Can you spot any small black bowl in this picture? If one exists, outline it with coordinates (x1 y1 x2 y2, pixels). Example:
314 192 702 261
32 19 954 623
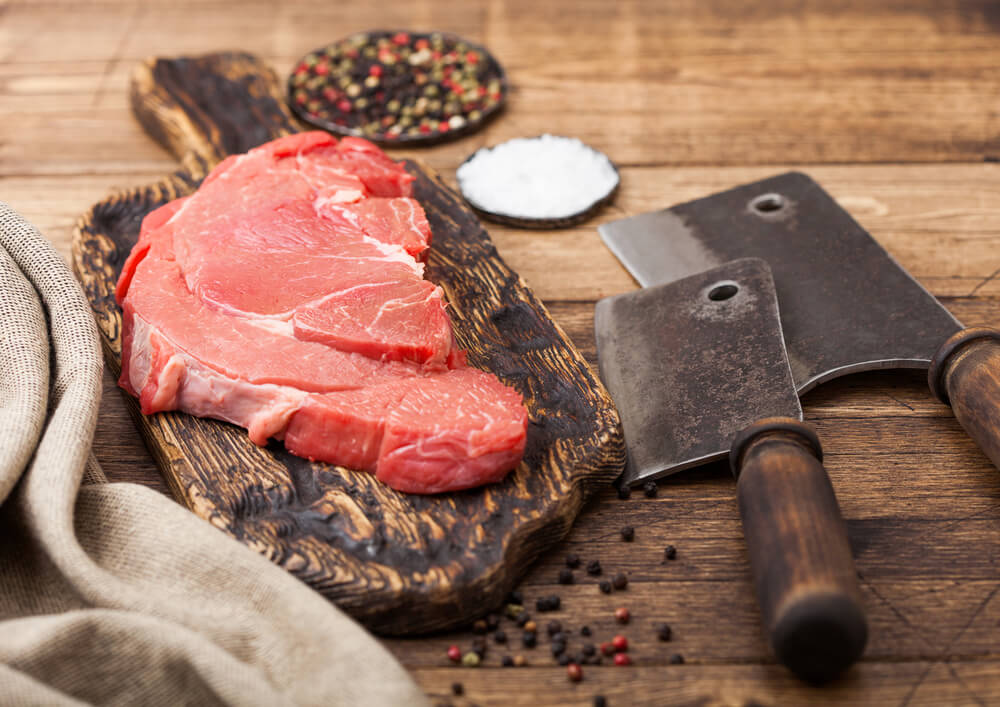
288 30 508 147
457 136 620 229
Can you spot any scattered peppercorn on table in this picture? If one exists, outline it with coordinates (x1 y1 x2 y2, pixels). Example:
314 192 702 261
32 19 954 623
7 1 1000 704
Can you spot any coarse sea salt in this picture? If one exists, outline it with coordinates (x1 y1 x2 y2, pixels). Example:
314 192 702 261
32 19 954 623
456 134 618 220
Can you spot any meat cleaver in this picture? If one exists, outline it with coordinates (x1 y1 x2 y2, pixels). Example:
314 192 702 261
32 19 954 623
594 257 867 683
600 172 1000 474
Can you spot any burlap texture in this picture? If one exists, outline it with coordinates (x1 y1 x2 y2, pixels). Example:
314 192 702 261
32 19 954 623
0 202 428 706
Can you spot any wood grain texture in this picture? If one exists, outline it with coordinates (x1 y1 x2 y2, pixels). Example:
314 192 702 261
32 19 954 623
11 0 1000 703
932 329 1000 472
733 419 867 683
71 52 624 634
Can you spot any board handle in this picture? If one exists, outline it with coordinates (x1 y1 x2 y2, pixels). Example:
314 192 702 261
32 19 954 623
730 417 867 683
130 52 298 173
929 327 1000 467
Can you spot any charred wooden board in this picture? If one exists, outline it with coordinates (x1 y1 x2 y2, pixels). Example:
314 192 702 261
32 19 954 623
71 52 624 635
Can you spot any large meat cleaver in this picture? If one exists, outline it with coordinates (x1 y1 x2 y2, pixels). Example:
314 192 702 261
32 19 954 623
595 257 866 683
600 172 1000 474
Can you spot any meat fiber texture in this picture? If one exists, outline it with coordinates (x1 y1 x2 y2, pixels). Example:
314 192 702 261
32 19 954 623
116 132 528 494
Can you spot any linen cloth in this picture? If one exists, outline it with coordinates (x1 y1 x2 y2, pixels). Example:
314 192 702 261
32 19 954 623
0 202 427 706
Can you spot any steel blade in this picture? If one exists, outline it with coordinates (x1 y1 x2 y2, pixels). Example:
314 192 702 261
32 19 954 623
599 172 962 394
595 258 801 486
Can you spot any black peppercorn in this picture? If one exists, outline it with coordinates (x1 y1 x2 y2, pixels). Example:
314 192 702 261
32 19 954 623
546 620 563 637
586 560 602 576
594 696 608 707
558 653 571 666
486 613 500 631
643 481 658 498
566 553 581 568
657 623 672 641
507 590 524 605
669 653 684 664
494 629 508 644
599 580 612 594
502 655 514 667
664 545 677 561
612 572 628 590
536 595 561 612
522 631 537 648
516 612 531 627
551 641 566 657
616 484 631 500
582 643 596 657
452 682 464 696
580 625 592 637
471 636 487 657
558 568 574 585
620 526 635 542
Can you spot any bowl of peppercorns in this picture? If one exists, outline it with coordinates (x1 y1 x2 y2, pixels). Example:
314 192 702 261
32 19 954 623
288 30 507 146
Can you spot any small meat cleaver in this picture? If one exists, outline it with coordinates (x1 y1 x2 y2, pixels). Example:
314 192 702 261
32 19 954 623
599 172 1000 473
594 257 867 683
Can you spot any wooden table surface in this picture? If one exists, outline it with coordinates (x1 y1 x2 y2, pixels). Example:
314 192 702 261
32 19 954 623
6 1 1000 704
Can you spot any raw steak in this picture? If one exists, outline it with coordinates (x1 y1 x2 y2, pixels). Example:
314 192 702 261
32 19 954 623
116 131 527 493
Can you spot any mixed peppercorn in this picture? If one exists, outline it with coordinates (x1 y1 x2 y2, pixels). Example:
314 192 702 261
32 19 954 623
288 31 506 144
440 489 684 703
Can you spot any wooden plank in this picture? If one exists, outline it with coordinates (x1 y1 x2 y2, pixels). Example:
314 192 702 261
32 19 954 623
5 2 1000 171
403 662 962 706
7 163 1000 303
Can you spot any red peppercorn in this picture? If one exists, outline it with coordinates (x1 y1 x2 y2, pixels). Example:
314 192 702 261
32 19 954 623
447 645 461 662
612 635 628 652
613 653 631 666
600 642 615 656
369 64 383 77
345 48 359 59
419 124 432 134
336 99 352 113
295 63 309 75
615 607 630 624
392 32 410 45
438 123 450 133
567 663 583 682
415 38 430 50
314 63 329 76
323 87 338 101
477 85 487 97
466 51 480 64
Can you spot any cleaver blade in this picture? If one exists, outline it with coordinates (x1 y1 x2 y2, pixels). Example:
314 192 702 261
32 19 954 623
594 257 799 485
594 258 867 683
600 172 1000 472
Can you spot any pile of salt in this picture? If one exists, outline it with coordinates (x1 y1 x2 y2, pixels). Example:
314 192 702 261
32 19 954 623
456 135 618 221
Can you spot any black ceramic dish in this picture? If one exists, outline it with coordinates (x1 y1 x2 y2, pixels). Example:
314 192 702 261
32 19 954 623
288 30 507 147
457 136 621 229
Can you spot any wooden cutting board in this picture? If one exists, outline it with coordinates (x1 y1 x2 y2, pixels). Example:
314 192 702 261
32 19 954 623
71 52 624 635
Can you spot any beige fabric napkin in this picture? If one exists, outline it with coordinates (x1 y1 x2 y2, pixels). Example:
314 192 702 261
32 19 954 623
0 202 428 706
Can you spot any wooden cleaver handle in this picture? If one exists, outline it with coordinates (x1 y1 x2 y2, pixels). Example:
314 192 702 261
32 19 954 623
929 327 1000 468
730 417 868 684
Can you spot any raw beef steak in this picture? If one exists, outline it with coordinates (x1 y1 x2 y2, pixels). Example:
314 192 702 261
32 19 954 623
116 131 527 493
